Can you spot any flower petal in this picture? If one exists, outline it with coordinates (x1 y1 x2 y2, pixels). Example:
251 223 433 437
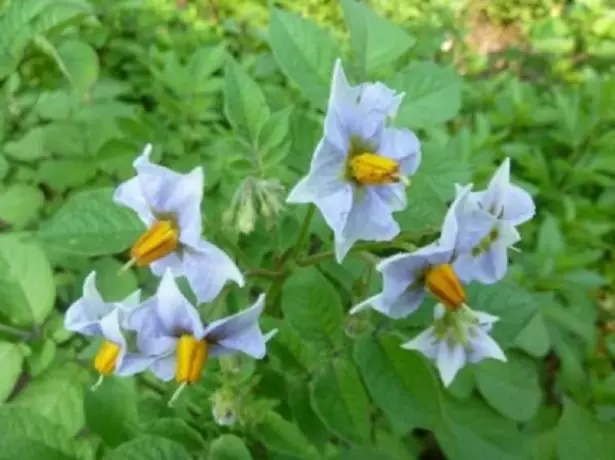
480 157 510 215
338 188 400 261
435 340 466 387
467 328 507 364
287 139 353 236
503 184 535 226
150 354 177 382
183 240 244 304
401 326 439 360
325 59 359 151
115 354 156 377
113 176 155 226
64 272 112 336
149 252 184 277
372 184 407 213
378 127 421 176
375 288 425 319
155 270 206 338
204 294 268 358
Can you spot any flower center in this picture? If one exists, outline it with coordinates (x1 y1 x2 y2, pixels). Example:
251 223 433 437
130 219 179 267
349 152 404 186
175 334 209 384
471 226 500 257
94 340 121 376
425 264 466 311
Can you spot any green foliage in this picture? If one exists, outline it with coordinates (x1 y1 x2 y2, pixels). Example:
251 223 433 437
0 0 612 459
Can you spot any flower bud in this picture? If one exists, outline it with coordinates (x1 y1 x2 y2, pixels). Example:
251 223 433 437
211 388 239 427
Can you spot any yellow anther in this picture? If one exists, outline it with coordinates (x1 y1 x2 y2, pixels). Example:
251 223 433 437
129 220 179 268
175 335 209 384
94 340 121 376
349 153 404 186
425 264 466 312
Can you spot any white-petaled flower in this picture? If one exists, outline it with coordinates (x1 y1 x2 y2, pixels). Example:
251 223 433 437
124 270 276 404
401 304 506 386
287 59 421 262
453 158 535 284
114 144 244 303
350 185 491 319
64 272 154 384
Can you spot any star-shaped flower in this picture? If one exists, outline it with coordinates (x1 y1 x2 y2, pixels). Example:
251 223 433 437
64 272 153 383
350 185 491 319
125 270 276 396
114 144 244 303
402 304 506 386
453 158 535 284
287 59 421 262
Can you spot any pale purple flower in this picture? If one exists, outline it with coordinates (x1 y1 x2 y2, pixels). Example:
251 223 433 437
401 304 506 386
114 144 244 303
287 59 421 262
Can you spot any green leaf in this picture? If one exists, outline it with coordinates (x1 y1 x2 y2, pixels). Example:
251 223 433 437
257 107 292 154
86 257 139 302
310 357 371 443
37 159 97 191
0 184 44 228
469 280 540 347
140 418 206 453
56 40 99 94
209 434 253 460
475 353 542 422
3 127 49 162
288 380 328 447
0 235 55 326
390 62 462 128
37 188 143 256
397 140 470 233
281 267 344 349
0 407 79 460
353 335 441 433
537 213 565 256
556 398 615 460
269 8 340 108
26 338 56 377
341 0 415 75
0 341 23 403
224 60 270 142
104 436 192 460
513 313 551 358
10 365 85 436
252 410 320 459
434 396 527 460
84 376 138 448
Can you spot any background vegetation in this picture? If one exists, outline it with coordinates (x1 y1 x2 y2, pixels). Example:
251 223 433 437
0 0 614 459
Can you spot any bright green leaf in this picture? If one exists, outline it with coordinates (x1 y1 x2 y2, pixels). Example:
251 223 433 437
341 0 415 75
84 376 139 448
0 235 55 326
390 62 462 128
513 313 551 358
26 338 56 377
281 267 344 349
353 334 441 433
0 341 23 403
140 418 206 453
55 40 99 94
475 353 542 422
209 434 253 460
269 8 340 108
37 159 97 191
104 436 192 460
556 398 615 460
252 410 320 459
37 188 143 256
0 184 44 228
224 60 270 142
3 127 49 162
310 357 371 443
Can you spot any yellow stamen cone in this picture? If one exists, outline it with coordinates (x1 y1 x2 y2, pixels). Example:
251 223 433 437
349 153 404 185
425 264 466 312
130 220 179 267
94 340 121 376
175 335 209 384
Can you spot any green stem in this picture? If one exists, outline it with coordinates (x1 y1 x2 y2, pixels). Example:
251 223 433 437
296 240 407 267
245 268 284 280
287 205 315 262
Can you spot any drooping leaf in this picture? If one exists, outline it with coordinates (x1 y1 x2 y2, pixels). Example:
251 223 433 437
103 436 192 460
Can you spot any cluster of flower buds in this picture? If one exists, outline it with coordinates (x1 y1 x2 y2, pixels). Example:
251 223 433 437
65 147 276 404
288 59 535 386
